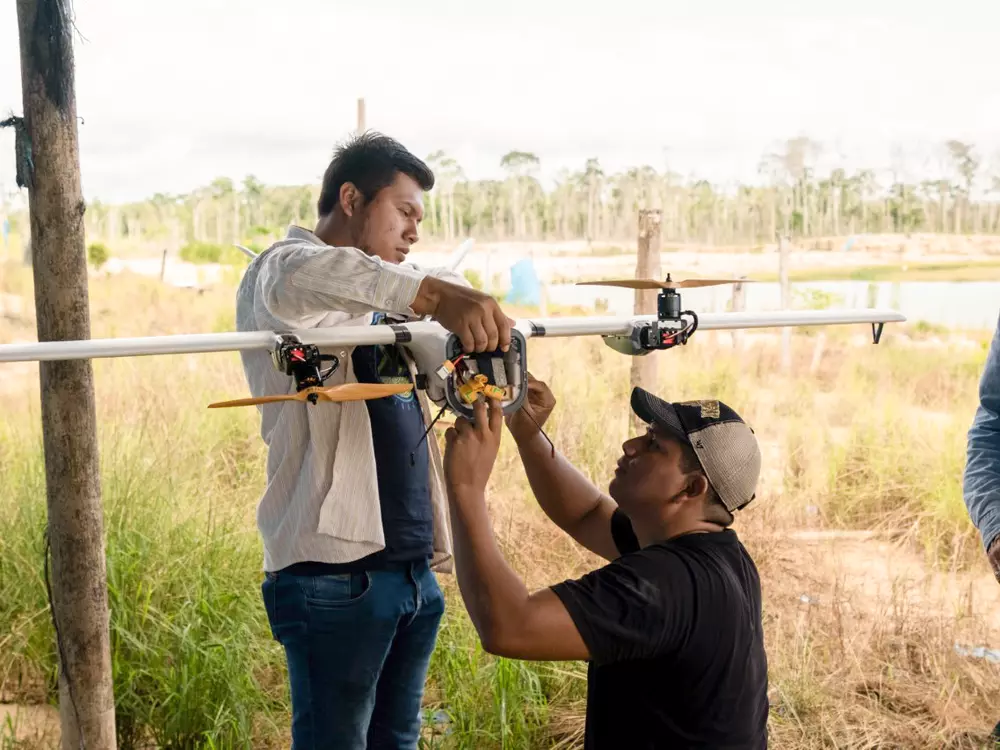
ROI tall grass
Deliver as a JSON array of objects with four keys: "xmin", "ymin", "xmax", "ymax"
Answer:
[{"xmin": 0, "ymin": 267, "xmax": 997, "ymax": 747}]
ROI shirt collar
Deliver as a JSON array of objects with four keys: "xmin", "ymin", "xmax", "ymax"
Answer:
[{"xmin": 286, "ymin": 225, "xmax": 323, "ymax": 245}]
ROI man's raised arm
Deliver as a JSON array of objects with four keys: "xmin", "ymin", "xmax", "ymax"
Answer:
[
  {"xmin": 255, "ymin": 240, "xmax": 512, "ymax": 352},
  {"xmin": 964, "ymin": 312, "xmax": 1000, "ymax": 582},
  {"xmin": 508, "ymin": 377, "xmax": 625, "ymax": 562}
]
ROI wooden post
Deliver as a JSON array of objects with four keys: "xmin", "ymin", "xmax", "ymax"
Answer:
[
  {"xmin": 630, "ymin": 209, "xmax": 662, "ymax": 435},
  {"xmin": 159, "ymin": 248, "xmax": 168, "ymax": 282},
  {"xmin": 778, "ymin": 233, "xmax": 792, "ymax": 373},
  {"xmin": 15, "ymin": 1, "xmax": 117, "ymax": 747},
  {"xmin": 731, "ymin": 275, "xmax": 747, "ymax": 350},
  {"xmin": 357, "ymin": 97, "xmax": 366, "ymax": 134}
]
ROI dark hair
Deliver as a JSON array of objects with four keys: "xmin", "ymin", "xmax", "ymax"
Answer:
[
  {"xmin": 317, "ymin": 131, "xmax": 435, "ymax": 217},
  {"xmin": 678, "ymin": 441, "xmax": 733, "ymax": 525}
]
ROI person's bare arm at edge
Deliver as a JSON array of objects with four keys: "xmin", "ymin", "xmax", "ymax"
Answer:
[
  {"xmin": 506, "ymin": 375, "xmax": 621, "ymax": 561},
  {"xmin": 444, "ymin": 397, "xmax": 591, "ymax": 661}
]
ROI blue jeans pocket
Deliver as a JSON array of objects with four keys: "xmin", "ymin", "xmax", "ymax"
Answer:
[
  {"xmin": 261, "ymin": 574, "xmax": 279, "ymax": 640},
  {"xmin": 303, "ymin": 571, "xmax": 373, "ymax": 609}
]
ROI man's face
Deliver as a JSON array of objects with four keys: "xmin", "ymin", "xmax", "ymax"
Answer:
[
  {"xmin": 348, "ymin": 172, "xmax": 424, "ymax": 264},
  {"xmin": 609, "ymin": 423, "xmax": 696, "ymax": 516}
]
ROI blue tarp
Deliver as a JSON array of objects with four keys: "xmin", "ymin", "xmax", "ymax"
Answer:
[{"xmin": 505, "ymin": 258, "xmax": 541, "ymax": 306}]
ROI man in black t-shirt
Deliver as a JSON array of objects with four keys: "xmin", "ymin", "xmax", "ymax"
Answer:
[{"xmin": 442, "ymin": 376, "xmax": 769, "ymax": 749}]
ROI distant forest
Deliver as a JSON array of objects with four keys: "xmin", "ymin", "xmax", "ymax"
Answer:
[{"xmin": 4, "ymin": 137, "xmax": 998, "ymax": 254}]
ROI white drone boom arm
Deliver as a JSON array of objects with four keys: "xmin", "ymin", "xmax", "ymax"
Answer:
[{"xmin": 0, "ymin": 309, "xmax": 906, "ymax": 364}]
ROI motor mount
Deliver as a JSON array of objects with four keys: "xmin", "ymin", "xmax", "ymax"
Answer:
[
  {"xmin": 271, "ymin": 334, "xmax": 340, "ymax": 403},
  {"xmin": 602, "ymin": 288, "xmax": 699, "ymax": 356}
]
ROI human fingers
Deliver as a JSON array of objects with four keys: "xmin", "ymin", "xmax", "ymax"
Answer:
[
  {"xmin": 472, "ymin": 394, "xmax": 489, "ymax": 433},
  {"xmin": 483, "ymin": 311, "xmax": 499, "ymax": 352},
  {"xmin": 494, "ymin": 308, "xmax": 513, "ymax": 352},
  {"xmin": 488, "ymin": 394, "xmax": 503, "ymax": 434},
  {"xmin": 469, "ymin": 319, "xmax": 489, "ymax": 352}
]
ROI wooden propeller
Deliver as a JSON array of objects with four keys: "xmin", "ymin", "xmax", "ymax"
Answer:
[
  {"xmin": 208, "ymin": 383, "xmax": 413, "ymax": 409},
  {"xmin": 577, "ymin": 275, "xmax": 751, "ymax": 290}
]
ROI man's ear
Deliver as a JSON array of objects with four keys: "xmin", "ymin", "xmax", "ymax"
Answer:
[
  {"xmin": 684, "ymin": 472, "xmax": 710, "ymax": 502},
  {"xmin": 339, "ymin": 182, "xmax": 362, "ymax": 217}
]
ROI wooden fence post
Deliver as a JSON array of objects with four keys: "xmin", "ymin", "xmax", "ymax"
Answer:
[
  {"xmin": 778, "ymin": 233, "xmax": 792, "ymax": 373},
  {"xmin": 15, "ymin": 0, "xmax": 117, "ymax": 746},
  {"xmin": 630, "ymin": 209, "xmax": 662, "ymax": 435},
  {"xmin": 731, "ymin": 275, "xmax": 747, "ymax": 350}
]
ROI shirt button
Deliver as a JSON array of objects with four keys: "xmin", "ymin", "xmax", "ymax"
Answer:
[{"xmin": 386, "ymin": 298, "xmax": 394, "ymax": 306}]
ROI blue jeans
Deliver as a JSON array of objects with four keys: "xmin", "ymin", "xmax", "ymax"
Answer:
[{"xmin": 262, "ymin": 559, "xmax": 445, "ymax": 750}]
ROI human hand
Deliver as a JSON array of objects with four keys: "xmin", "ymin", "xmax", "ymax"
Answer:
[
  {"xmin": 412, "ymin": 276, "xmax": 515, "ymax": 353},
  {"xmin": 444, "ymin": 395, "xmax": 504, "ymax": 496},
  {"xmin": 505, "ymin": 372, "xmax": 556, "ymax": 444}
]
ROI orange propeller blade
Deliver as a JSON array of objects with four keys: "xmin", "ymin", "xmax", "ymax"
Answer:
[
  {"xmin": 311, "ymin": 383, "xmax": 414, "ymax": 402},
  {"xmin": 208, "ymin": 383, "xmax": 413, "ymax": 409},
  {"xmin": 577, "ymin": 277, "xmax": 750, "ymax": 290},
  {"xmin": 577, "ymin": 279, "xmax": 670, "ymax": 290}
]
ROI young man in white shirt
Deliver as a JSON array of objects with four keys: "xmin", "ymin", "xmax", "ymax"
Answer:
[{"xmin": 236, "ymin": 131, "xmax": 514, "ymax": 750}]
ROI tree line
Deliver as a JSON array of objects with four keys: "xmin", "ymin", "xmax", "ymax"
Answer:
[{"xmin": 7, "ymin": 137, "xmax": 999, "ymax": 254}]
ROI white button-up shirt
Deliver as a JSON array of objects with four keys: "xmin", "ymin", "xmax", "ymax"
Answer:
[{"xmin": 235, "ymin": 226, "xmax": 469, "ymax": 573}]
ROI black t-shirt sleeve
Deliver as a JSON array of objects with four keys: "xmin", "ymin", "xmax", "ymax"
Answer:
[
  {"xmin": 610, "ymin": 507, "xmax": 640, "ymax": 556},
  {"xmin": 550, "ymin": 549, "xmax": 692, "ymax": 666}
]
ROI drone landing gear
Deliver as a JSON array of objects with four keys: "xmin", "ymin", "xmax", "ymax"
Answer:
[
  {"xmin": 272, "ymin": 334, "xmax": 340, "ymax": 404},
  {"xmin": 872, "ymin": 322, "xmax": 884, "ymax": 345}
]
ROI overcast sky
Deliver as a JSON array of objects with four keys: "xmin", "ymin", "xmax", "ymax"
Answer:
[{"xmin": 1, "ymin": 0, "xmax": 998, "ymax": 204}]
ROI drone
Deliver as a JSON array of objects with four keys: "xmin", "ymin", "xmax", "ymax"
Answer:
[{"xmin": 0, "ymin": 259, "xmax": 905, "ymax": 423}]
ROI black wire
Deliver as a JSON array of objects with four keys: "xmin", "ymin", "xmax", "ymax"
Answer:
[
  {"xmin": 410, "ymin": 403, "xmax": 451, "ymax": 467},
  {"xmin": 524, "ymin": 408, "xmax": 556, "ymax": 457},
  {"xmin": 684, "ymin": 310, "xmax": 700, "ymax": 338},
  {"xmin": 44, "ymin": 528, "xmax": 85, "ymax": 750}
]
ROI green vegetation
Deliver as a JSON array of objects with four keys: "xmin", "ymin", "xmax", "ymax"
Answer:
[
  {"xmin": 179, "ymin": 242, "xmax": 250, "ymax": 267},
  {"xmin": 755, "ymin": 259, "xmax": 1000, "ymax": 283},
  {"xmin": 462, "ymin": 269, "xmax": 483, "ymax": 290},
  {"xmin": 0, "ymin": 270, "xmax": 997, "ymax": 748},
  {"xmin": 87, "ymin": 243, "xmax": 110, "ymax": 270}
]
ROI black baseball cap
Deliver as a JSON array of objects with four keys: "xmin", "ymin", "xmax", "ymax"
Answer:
[{"xmin": 630, "ymin": 387, "xmax": 761, "ymax": 512}]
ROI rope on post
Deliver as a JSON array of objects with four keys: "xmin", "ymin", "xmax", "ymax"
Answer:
[{"xmin": 0, "ymin": 115, "xmax": 33, "ymax": 189}]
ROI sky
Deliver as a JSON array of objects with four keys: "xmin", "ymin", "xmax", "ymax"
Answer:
[{"xmin": 1, "ymin": 0, "xmax": 999, "ymax": 204}]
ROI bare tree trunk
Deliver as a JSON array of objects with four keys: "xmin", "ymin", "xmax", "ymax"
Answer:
[
  {"xmin": 587, "ymin": 176, "xmax": 596, "ymax": 242},
  {"xmin": 15, "ymin": 1, "xmax": 117, "ymax": 747},
  {"xmin": 428, "ymin": 190, "xmax": 439, "ymax": 238},
  {"xmin": 447, "ymin": 186, "xmax": 455, "ymax": 242},
  {"xmin": 832, "ymin": 188, "xmax": 840, "ymax": 236},
  {"xmin": 629, "ymin": 209, "xmax": 662, "ymax": 435},
  {"xmin": 801, "ymin": 185, "xmax": 809, "ymax": 236},
  {"xmin": 779, "ymin": 234, "xmax": 792, "ymax": 373},
  {"xmin": 232, "ymin": 192, "xmax": 240, "ymax": 244}
]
